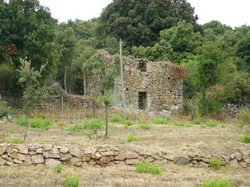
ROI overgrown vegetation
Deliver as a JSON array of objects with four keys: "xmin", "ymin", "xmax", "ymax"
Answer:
[
  {"xmin": 110, "ymin": 114, "xmax": 124, "ymax": 122},
  {"xmin": 202, "ymin": 178, "xmax": 235, "ymax": 187},
  {"xmin": 138, "ymin": 124, "xmax": 152, "ymax": 129},
  {"xmin": 64, "ymin": 175, "xmax": 80, "ymax": 187},
  {"xmin": 154, "ymin": 118, "xmax": 170, "ymax": 124},
  {"xmin": 15, "ymin": 116, "xmax": 54, "ymax": 130},
  {"xmin": 136, "ymin": 161, "xmax": 163, "ymax": 175},
  {"xmin": 209, "ymin": 159, "xmax": 224, "ymax": 170},
  {"xmin": 127, "ymin": 134, "xmax": 139, "ymax": 142},
  {"xmin": 5, "ymin": 138, "xmax": 24, "ymax": 144},
  {"xmin": 53, "ymin": 164, "xmax": 62, "ymax": 173},
  {"xmin": 236, "ymin": 135, "xmax": 250, "ymax": 143},
  {"xmin": 205, "ymin": 120, "xmax": 218, "ymax": 127}
]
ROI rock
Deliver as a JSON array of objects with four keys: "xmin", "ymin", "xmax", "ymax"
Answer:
[
  {"xmin": 126, "ymin": 151, "xmax": 138, "ymax": 159},
  {"xmin": 202, "ymin": 158, "xmax": 210, "ymax": 163},
  {"xmin": 29, "ymin": 152, "xmax": 36, "ymax": 156},
  {"xmin": 18, "ymin": 144, "xmax": 28, "ymax": 154},
  {"xmin": 239, "ymin": 162, "xmax": 247, "ymax": 168},
  {"xmin": 164, "ymin": 154, "xmax": 174, "ymax": 161},
  {"xmin": 0, "ymin": 157, "xmax": 6, "ymax": 166},
  {"xmin": 36, "ymin": 148, "xmax": 43, "ymax": 154},
  {"xmin": 69, "ymin": 148, "xmax": 83, "ymax": 158},
  {"xmin": 230, "ymin": 154, "xmax": 235, "ymax": 160},
  {"xmin": 60, "ymin": 153, "xmax": 72, "ymax": 161},
  {"xmin": 243, "ymin": 150, "xmax": 250, "ymax": 163},
  {"xmin": 60, "ymin": 146, "xmax": 69, "ymax": 153},
  {"xmin": 158, "ymin": 111, "xmax": 172, "ymax": 120},
  {"xmin": 0, "ymin": 147, "xmax": 5, "ymax": 155},
  {"xmin": 7, "ymin": 151, "xmax": 18, "ymax": 159},
  {"xmin": 147, "ymin": 156, "xmax": 154, "ymax": 162},
  {"xmin": 82, "ymin": 154, "xmax": 91, "ymax": 162},
  {"xmin": 83, "ymin": 147, "xmax": 97, "ymax": 155},
  {"xmin": 42, "ymin": 144, "xmax": 52, "ymax": 151},
  {"xmin": 235, "ymin": 153, "xmax": 243, "ymax": 161},
  {"xmin": 187, "ymin": 163, "xmax": 193, "ymax": 167},
  {"xmin": 140, "ymin": 152, "xmax": 152, "ymax": 156},
  {"xmin": 100, "ymin": 151, "xmax": 114, "ymax": 156},
  {"xmin": 70, "ymin": 157, "xmax": 82, "ymax": 166},
  {"xmin": 221, "ymin": 155, "xmax": 230, "ymax": 164},
  {"xmin": 6, "ymin": 161, "xmax": 13, "ymax": 166},
  {"xmin": 199, "ymin": 161, "xmax": 208, "ymax": 168},
  {"xmin": 2, "ymin": 154, "xmax": 12, "ymax": 161},
  {"xmin": 32, "ymin": 154, "xmax": 44, "ymax": 164},
  {"xmin": 94, "ymin": 152, "xmax": 102, "ymax": 159},
  {"xmin": 28, "ymin": 146, "xmax": 36, "ymax": 151},
  {"xmin": 18, "ymin": 154, "xmax": 31, "ymax": 164},
  {"xmin": 230, "ymin": 158, "xmax": 238, "ymax": 168},
  {"xmin": 88, "ymin": 160, "xmax": 96, "ymax": 166},
  {"xmin": 107, "ymin": 162, "xmax": 114, "ymax": 166},
  {"xmin": 114, "ymin": 153, "xmax": 126, "ymax": 161},
  {"xmin": 45, "ymin": 159, "xmax": 61, "ymax": 167},
  {"xmin": 43, "ymin": 152, "xmax": 49, "ymax": 159},
  {"xmin": 174, "ymin": 156, "xmax": 190, "ymax": 165},
  {"xmin": 13, "ymin": 159, "xmax": 23, "ymax": 164},
  {"xmin": 126, "ymin": 159, "xmax": 139, "ymax": 165},
  {"xmin": 99, "ymin": 157, "xmax": 110, "ymax": 165},
  {"xmin": 48, "ymin": 148, "xmax": 60, "ymax": 158},
  {"xmin": 35, "ymin": 144, "xmax": 42, "ymax": 149}
]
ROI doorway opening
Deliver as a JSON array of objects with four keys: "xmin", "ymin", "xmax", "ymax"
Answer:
[{"xmin": 139, "ymin": 92, "xmax": 147, "ymax": 110}]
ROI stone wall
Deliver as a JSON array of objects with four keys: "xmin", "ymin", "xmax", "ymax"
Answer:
[
  {"xmin": 87, "ymin": 50, "xmax": 183, "ymax": 111},
  {"xmin": 0, "ymin": 144, "xmax": 249, "ymax": 169}
]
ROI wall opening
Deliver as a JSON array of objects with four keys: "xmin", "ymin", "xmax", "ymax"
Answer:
[
  {"xmin": 139, "ymin": 92, "xmax": 147, "ymax": 110},
  {"xmin": 138, "ymin": 61, "xmax": 146, "ymax": 72}
]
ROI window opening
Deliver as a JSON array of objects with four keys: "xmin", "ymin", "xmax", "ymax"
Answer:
[{"xmin": 139, "ymin": 92, "xmax": 147, "ymax": 110}]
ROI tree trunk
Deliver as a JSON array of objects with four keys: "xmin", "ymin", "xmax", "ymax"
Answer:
[
  {"xmin": 83, "ymin": 72, "xmax": 87, "ymax": 95},
  {"xmin": 93, "ymin": 99, "xmax": 96, "ymax": 118},
  {"xmin": 24, "ymin": 114, "xmax": 29, "ymax": 141},
  {"xmin": 64, "ymin": 66, "xmax": 67, "ymax": 94},
  {"xmin": 105, "ymin": 104, "xmax": 108, "ymax": 137}
]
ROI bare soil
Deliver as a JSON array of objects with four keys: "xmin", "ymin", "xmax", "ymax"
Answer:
[{"xmin": 0, "ymin": 109, "xmax": 249, "ymax": 187}]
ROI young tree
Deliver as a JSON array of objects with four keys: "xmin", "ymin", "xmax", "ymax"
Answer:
[
  {"xmin": 18, "ymin": 57, "xmax": 56, "ymax": 141},
  {"xmin": 96, "ymin": 90, "xmax": 114, "ymax": 136}
]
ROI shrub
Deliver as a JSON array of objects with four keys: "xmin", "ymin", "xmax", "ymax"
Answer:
[
  {"xmin": 57, "ymin": 122, "xmax": 66, "ymax": 126},
  {"xmin": 154, "ymin": 118, "xmax": 169, "ymax": 124},
  {"xmin": 15, "ymin": 116, "xmax": 54, "ymax": 130},
  {"xmin": 209, "ymin": 159, "xmax": 224, "ymax": 170},
  {"xmin": 5, "ymin": 138, "xmax": 24, "ymax": 144},
  {"xmin": 206, "ymin": 120, "xmax": 218, "ymax": 127},
  {"xmin": 174, "ymin": 121, "xmax": 185, "ymax": 126},
  {"xmin": 127, "ymin": 134, "xmax": 139, "ymax": 142},
  {"xmin": 108, "ymin": 124, "xmax": 117, "ymax": 131},
  {"xmin": 137, "ymin": 118, "xmax": 147, "ymax": 124},
  {"xmin": 193, "ymin": 118, "xmax": 202, "ymax": 124},
  {"xmin": 67, "ymin": 124, "xmax": 84, "ymax": 132},
  {"xmin": 124, "ymin": 120, "xmax": 133, "ymax": 126},
  {"xmin": 184, "ymin": 124, "xmax": 193, "ymax": 127},
  {"xmin": 139, "ymin": 124, "xmax": 152, "ymax": 129},
  {"xmin": 39, "ymin": 139, "xmax": 45, "ymax": 144},
  {"xmin": 236, "ymin": 135, "xmax": 250, "ymax": 143},
  {"xmin": 221, "ymin": 124, "xmax": 226, "ymax": 128},
  {"xmin": 203, "ymin": 178, "xmax": 234, "ymax": 187},
  {"xmin": 201, "ymin": 125, "xmax": 207, "ymax": 128},
  {"xmin": 199, "ymin": 99, "xmax": 223, "ymax": 117},
  {"xmin": 110, "ymin": 113, "xmax": 124, "ymax": 122},
  {"xmin": 15, "ymin": 116, "xmax": 26, "ymax": 126},
  {"xmin": 136, "ymin": 161, "xmax": 163, "ymax": 175},
  {"xmin": 64, "ymin": 175, "xmax": 80, "ymax": 187},
  {"xmin": 53, "ymin": 164, "xmax": 62, "ymax": 173},
  {"xmin": 83, "ymin": 119, "xmax": 104, "ymax": 129}
]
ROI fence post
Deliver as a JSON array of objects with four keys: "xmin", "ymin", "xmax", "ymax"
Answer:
[{"xmin": 62, "ymin": 96, "xmax": 64, "ymax": 114}]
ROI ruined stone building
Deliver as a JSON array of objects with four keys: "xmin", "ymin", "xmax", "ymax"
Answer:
[{"xmin": 86, "ymin": 50, "xmax": 183, "ymax": 111}]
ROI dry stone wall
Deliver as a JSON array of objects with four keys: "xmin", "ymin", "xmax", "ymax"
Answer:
[{"xmin": 0, "ymin": 144, "xmax": 249, "ymax": 169}]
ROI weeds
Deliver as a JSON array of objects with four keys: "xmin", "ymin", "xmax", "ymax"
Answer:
[
  {"xmin": 124, "ymin": 120, "xmax": 133, "ymax": 126},
  {"xmin": 64, "ymin": 175, "xmax": 80, "ymax": 187},
  {"xmin": 203, "ymin": 178, "xmax": 234, "ymax": 187},
  {"xmin": 15, "ymin": 116, "xmax": 54, "ymax": 130},
  {"xmin": 5, "ymin": 138, "xmax": 24, "ymax": 144},
  {"xmin": 53, "ymin": 164, "xmax": 62, "ymax": 173},
  {"xmin": 221, "ymin": 124, "xmax": 226, "ymax": 128},
  {"xmin": 136, "ymin": 161, "xmax": 163, "ymax": 175},
  {"xmin": 127, "ymin": 133, "xmax": 139, "ymax": 142},
  {"xmin": 137, "ymin": 118, "xmax": 147, "ymax": 124},
  {"xmin": 110, "ymin": 113, "xmax": 124, "ymax": 122},
  {"xmin": 209, "ymin": 159, "xmax": 224, "ymax": 170},
  {"xmin": 67, "ymin": 119, "xmax": 104, "ymax": 132},
  {"xmin": 236, "ymin": 135, "xmax": 250, "ymax": 143},
  {"xmin": 39, "ymin": 139, "xmax": 45, "ymax": 144},
  {"xmin": 193, "ymin": 118, "xmax": 202, "ymax": 124},
  {"xmin": 154, "ymin": 118, "xmax": 169, "ymax": 124},
  {"xmin": 174, "ymin": 121, "xmax": 185, "ymax": 126},
  {"xmin": 138, "ymin": 124, "xmax": 152, "ymax": 129},
  {"xmin": 57, "ymin": 122, "xmax": 66, "ymax": 126},
  {"xmin": 206, "ymin": 120, "xmax": 218, "ymax": 127},
  {"xmin": 108, "ymin": 124, "xmax": 117, "ymax": 132},
  {"xmin": 201, "ymin": 125, "xmax": 207, "ymax": 128}
]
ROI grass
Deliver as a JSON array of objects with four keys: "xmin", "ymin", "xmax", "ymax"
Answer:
[
  {"xmin": 193, "ymin": 118, "xmax": 202, "ymax": 124},
  {"xmin": 15, "ymin": 116, "xmax": 54, "ymax": 130},
  {"xmin": 205, "ymin": 120, "xmax": 218, "ymax": 127},
  {"xmin": 136, "ymin": 161, "xmax": 163, "ymax": 175},
  {"xmin": 153, "ymin": 117, "xmax": 170, "ymax": 124},
  {"xmin": 124, "ymin": 120, "xmax": 133, "ymax": 129},
  {"xmin": 67, "ymin": 119, "xmax": 104, "ymax": 132},
  {"xmin": 174, "ymin": 121, "xmax": 192, "ymax": 127},
  {"xmin": 236, "ymin": 135, "xmax": 250, "ymax": 143},
  {"xmin": 209, "ymin": 159, "xmax": 224, "ymax": 170},
  {"xmin": 221, "ymin": 124, "xmax": 226, "ymax": 128},
  {"xmin": 127, "ymin": 133, "xmax": 139, "ymax": 142},
  {"xmin": 108, "ymin": 124, "xmax": 118, "ymax": 131},
  {"xmin": 110, "ymin": 114, "xmax": 124, "ymax": 122},
  {"xmin": 5, "ymin": 138, "xmax": 24, "ymax": 144},
  {"xmin": 203, "ymin": 178, "xmax": 234, "ymax": 187},
  {"xmin": 138, "ymin": 124, "xmax": 152, "ymax": 129}
]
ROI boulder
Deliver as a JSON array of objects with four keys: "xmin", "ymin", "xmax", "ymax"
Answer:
[
  {"xmin": 60, "ymin": 146, "xmax": 69, "ymax": 153},
  {"xmin": 158, "ymin": 111, "xmax": 172, "ymax": 120},
  {"xmin": 126, "ymin": 151, "xmax": 138, "ymax": 159},
  {"xmin": 69, "ymin": 148, "xmax": 83, "ymax": 158},
  {"xmin": 18, "ymin": 154, "xmax": 31, "ymax": 164},
  {"xmin": 126, "ymin": 159, "xmax": 139, "ymax": 165},
  {"xmin": 99, "ymin": 157, "xmax": 110, "ymax": 165},
  {"xmin": 70, "ymin": 157, "xmax": 82, "ymax": 166},
  {"xmin": 0, "ymin": 146, "xmax": 5, "ymax": 155},
  {"xmin": 0, "ymin": 157, "xmax": 6, "ymax": 166},
  {"xmin": 32, "ymin": 154, "xmax": 44, "ymax": 164},
  {"xmin": 42, "ymin": 144, "xmax": 52, "ymax": 151},
  {"xmin": 18, "ymin": 144, "xmax": 28, "ymax": 154},
  {"xmin": 60, "ymin": 153, "xmax": 72, "ymax": 161},
  {"xmin": 235, "ymin": 153, "xmax": 243, "ymax": 161},
  {"xmin": 164, "ymin": 154, "xmax": 174, "ymax": 161},
  {"xmin": 48, "ymin": 148, "xmax": 60, "ymax": 158},
  {"xmin": 174, "ymin": 155, "xmax": 190, "ymax": 165},
  {"xmin": 230, "ymin": 158, "xmax": 239, "ymax": 168},
  {"xmin": 114, "ymin": 153, "xmax": 126, "ymax": 161},
  {"xmin": 45, "ymin": 159, "xmax": 61, "ymax": 167}
]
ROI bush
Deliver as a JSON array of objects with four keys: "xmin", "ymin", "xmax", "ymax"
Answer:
[
  {"xmin": 138, "ymin": 124, "xmax": 152, "ymax": 129},
  {"xmin": 5, "ymin": 138, "xmax": 24, "ymax": 144},
  {"xmin": 83, "ymin": 119, "xmax": 104, "ymax": 129},
  {"xmin": 124, "ymin": 120, "xmax": 133, "ymax": 126},
  {"xmin": 174, "ymin": 121, "xmax": 185, "ymax": 126},
  {"xmin": 53, "ymin": 164, "xmax": 62, "ymax": 173},
  {"xmin": 64, "ymin": 175, "xmax": 80, "ymax": 187},
  {"xmin": 67, "ymin": 124, "xmax": 84, "ymax": 132},
  {"xmin": 203, "ymin": 178, "xmax": 234, "ymax": 187},
  {"xmin": 206, "ymin": 120, "xmax": 218, "ymax": 127},
  {"xmin": 15, "ymin": 116, "xmax": 54, "ymax": 130},
  {"xmin": 110, "ymin": 113, "xmax": 124, "ymax": 122},
  {"xmin": 193, "ymin": 118, "xmax": 202, "ymax": 124},
  {"xmin": 127, "ymin": 133, "xmax": 139, "ymax": 142},
  {"xmin": 209, "ymin": 159, "xmax": 224, "ymax": 170},
  {"xmin": 136, "ymin": 161, "xmax": 163, "ymax": 175},
  {"xmin": 236, "ymin": 135, "xmax": 250, "ymax": 143},
  {"xmin": 154, "ymin": 118, "xmax": 169, "ymax": 124},
  {"xmin": 108, "ymin": 124, "xmax": 117, "ymax": 131},
  {"xmin": 199, "ymin": 99, "xmax": 223, "ymax": 117}
]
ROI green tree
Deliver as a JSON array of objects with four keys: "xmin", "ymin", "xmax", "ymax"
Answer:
[
  {"xmin": 236, "ymin": 32, "xmax": 250, "ymax": 64},
  {"xmin": 17, "ymin": 57, "xmax": 56, "ymax": 141},
  {"xmin": 95, "ymin": 0, "xmax": 202, "ymax": 48},
  {"xmin": 96, "ymin": 90, "xmax": 114, "ymax": 136}
]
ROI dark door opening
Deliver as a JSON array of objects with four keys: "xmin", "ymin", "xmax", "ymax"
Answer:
[{"xmin": 139, "ymin": 92, "xmax": 147, "ymax": 110}]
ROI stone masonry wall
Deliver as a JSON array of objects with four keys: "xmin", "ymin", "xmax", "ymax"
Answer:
[{"xmin": 0, "ymin": 144, "xmax": 249, "ymax": 169}]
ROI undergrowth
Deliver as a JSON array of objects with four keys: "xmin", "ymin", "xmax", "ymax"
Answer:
[
  {"xmin": 138, "ymin": 124, "xmax": 152, "ymax": 129},
  {"xmin": 154, "ymin": 118, "xmax": 169, "ymax": 124},
  {"xmin": 15, "ymin": 116, "xmax": 54, "ymax": 130},
  {"xmin": 136, "ymin": 161, "xmax": 163, "ymax": 175},
  {"xmin": 236, "ymin": 135, "xmax": 250, "ymax": 143},
  {"xmin": 202, "ymin": 178, "xmax": 234, "ymax": 187},
  {"xmin": 127, "ymin": 133, "xmax": 139, "ymax": 142}
]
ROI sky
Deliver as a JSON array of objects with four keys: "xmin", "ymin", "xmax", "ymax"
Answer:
[{"xmin": 39, "ymin": 0, "xmax": 250, "ymax": 28}]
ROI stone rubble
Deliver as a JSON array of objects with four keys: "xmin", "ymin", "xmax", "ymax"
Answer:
[{"xmin": 0, "ymin": 143, "xmax": 249, "ymax": 169}]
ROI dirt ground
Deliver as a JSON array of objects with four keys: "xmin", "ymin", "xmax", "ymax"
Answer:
[{"xmin": 0, "ymin": 108, "xmax": 249, "ymax": 187}]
